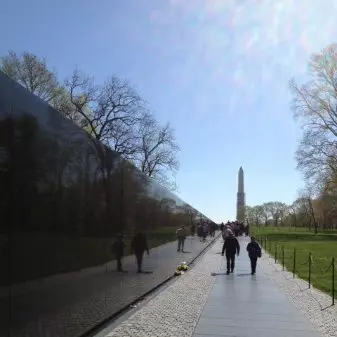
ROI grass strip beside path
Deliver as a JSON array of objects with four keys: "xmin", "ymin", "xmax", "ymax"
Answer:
[{"xmin": 252, "ymin": 227, "xmax": 337, "ymax": 297}]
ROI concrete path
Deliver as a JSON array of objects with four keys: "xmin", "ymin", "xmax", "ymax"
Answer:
[
  {"xmin": 193, "ymin": 237, "xmax": 323, "ymax": 337},
  {"xmin": 101, "ymin": 236, "xmax": 324, "ymax": 337}
]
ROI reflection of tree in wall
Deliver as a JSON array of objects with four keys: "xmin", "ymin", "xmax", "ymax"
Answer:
[
  {"xmin": 0, "ymin": 117, "xmax": 11, "ymax": 257},
  {"xmin": 4, "ymin": 114, "xmax": 41, "ymax": 232},
  {"xmin": 159, "ymin": 198, "xmax": 177, "ymax": 228},
  {"xmin": 1, "ymin": 113, "xmax": 177, "ymax": 238},
  {"xmin": 0, "ymin": 114, "xmax": 92, "ymax": 235},
  {"xmin": 0, "ymin": 91, "xmax": 201, "ymax": 281}
]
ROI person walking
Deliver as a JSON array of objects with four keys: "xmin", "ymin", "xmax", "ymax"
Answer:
[
  {"xmin": 111, "ymin": 233, "xmax": 126, "ymax": 272},
  {"xmin": 197, "ymin": 224, "xmax": 203, "ymax": 242},
  {"xmin": 222, "ymin": 224, "xmax": 231, "ymax": 241},
  {"xmin": 210, "ymin": 223, "xmax": 216, "ymax": 237},
  {"xmin": 176, "ymin": 226, "xmax": 186, "ymax": 252},
  {"xmin": 222, "ymin": 231, "xmax": 240, "ymax": 274},
  {"xmin": 246, "ymin": 236, "xmax": 262, "ymax": 275},
  {"xmin": 202, "ymin": 223, "xmax": 208, "ymax": 242},
  {"xmin": 131, "ymin": 232, "xmax": 150, "ymax": 273}
]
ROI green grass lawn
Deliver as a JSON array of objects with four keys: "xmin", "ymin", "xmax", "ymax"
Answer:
[{"xmin": 252, "ymin": 226, "xmax": 337, "ymax": 297}]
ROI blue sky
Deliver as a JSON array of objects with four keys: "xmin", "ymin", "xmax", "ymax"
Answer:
[{"xmin": 1, "ymin": 0, "xmax": 336, "ymax": 222}]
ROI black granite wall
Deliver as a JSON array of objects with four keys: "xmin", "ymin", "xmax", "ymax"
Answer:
[{"xmin": 0, "ymin": 71, "xmax": 212, "ymax": 337}]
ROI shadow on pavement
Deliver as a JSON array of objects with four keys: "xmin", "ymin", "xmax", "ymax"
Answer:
[
  {"xmin": 210, "ymin": 272, "xmax": 252, "ymax": 277},
  {"xmin": 236, "ymin": 273, "xmax": 252, "ymax": 277}
]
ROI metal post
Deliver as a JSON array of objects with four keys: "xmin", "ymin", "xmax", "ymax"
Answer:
[
  {"xmin": 265, "ymin": 237, "xmax": 267, "ymax": 251},
  {"xmin": 293, "ymin": 248, "xmax": 296, "ymax": 278},
  {"xmin": 308, "ymin": 252, "xmax": 312, "ymax": 289},
  {"xmin": 332, "ymin": 257, "xmax": 335, "ymax": 305},
  {"xmin": 275, "ymin": 245, "xmax": 277, "ymax": 263},
  {"xmin": 269, "ymin": 240, "xmax": 271, "ymax": 252},
  {"xmin": 282, "ymin": 246, "xmax": 285, "ymax": 271}
]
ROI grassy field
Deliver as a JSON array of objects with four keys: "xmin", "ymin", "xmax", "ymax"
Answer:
[{"xmin": 252, "ymin": 226, "xmax": 337, "ymax": 297}]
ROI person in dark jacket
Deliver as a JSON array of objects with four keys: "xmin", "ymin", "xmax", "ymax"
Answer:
[
  {"xmin": 246, "ymin": 236, "xmax": 261, "ymax": 275},
  {"xmin": 176, "ymin": 226, "xmax": 186, "ymax": 252},
  {"xmin": 131, "ymin": 232, "xmax": 150, "ymax": 273},
  {"xmin": 197, "ymin": 224, "xmax": 203, "ymax": 241},
  {"xmin": 222, "ymin": 231, "xmax": 240, "ymax": 274},
  {"xmin": 111, "ymin": 233, "xmax": 126, "ymax": 272}
]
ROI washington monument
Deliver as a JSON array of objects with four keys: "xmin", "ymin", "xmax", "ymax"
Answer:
[{"xmin": 236, "ymin": 166, "xmax": 246, "ymax": 223}]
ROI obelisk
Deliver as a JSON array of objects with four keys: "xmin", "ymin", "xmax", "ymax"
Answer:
[{"xmin": 236, "ymin": 166, "xmax": 246, "ymax": 223}]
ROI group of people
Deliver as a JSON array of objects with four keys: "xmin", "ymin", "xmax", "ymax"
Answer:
[
  {"xmin": 110, "ymin": 223, "xmax": 216, "ymax": 273},
  {"xmin": 221, "ymin": 231, "xmax": 261, "ymax": 275},
  {"xmin": 111, "ymin": 232, "xmax": 149, "ymax": 273},
  {"xmin": 196, "ymin": 222, "xmax": 217, "ymax": 241},
  {"xmin": 111, "ymin": 222, "xmax": 259, "ymax": 275},
  {"xmin": 220, "ymin": 221, "xmax": 249, "ymax": 238}
]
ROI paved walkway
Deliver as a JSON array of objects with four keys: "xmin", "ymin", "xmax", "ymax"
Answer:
[
  {"xmin": 193, "ymin": 237, "xmax": 322, "ymax": 337},
  {"xmin": 102, "ymin": 237, "xmax": 324, "ymax": 337},
  {"xmin": 2, "ymin": 235, "xmax": 218, "ymax": 337}
]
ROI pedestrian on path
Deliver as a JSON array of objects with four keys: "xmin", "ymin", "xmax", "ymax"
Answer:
[
  {"xmin": 222, "ymin": 231, "xmax": 240, "ymax": 274},
  {"xmin": 176, "ymin": 226, "xmax": 186, "ymax": 252},
  {"xmin": 246, "ymin": 236, "xmax": 262, "ymax": 275},
  {"xmin": 222, "ymin": 224, "xmax": 231, "ymax": 241},
  {"xmin": 111, "ymin": 233, "xmax": 126, "ymax": 272},
  {"xmin": 131, "ymin": 232, "xmax": 150, "ymax": 273}
]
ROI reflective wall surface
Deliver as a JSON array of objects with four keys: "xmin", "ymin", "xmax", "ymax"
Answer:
[{"xmin": 0, "ymin": 71, "xmax": 212, "ymax": 337}]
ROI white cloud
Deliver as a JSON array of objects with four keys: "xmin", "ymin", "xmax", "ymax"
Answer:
[{"xmin": 147, "ymin": 0, "xmax": 337, "ymax": 120}]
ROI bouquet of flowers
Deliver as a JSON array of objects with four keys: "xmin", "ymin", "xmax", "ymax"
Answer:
[{"xmin": 174, "ymin": 261, "xmax": 189, "ymax": 276}]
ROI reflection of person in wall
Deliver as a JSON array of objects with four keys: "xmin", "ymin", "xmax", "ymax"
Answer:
[
  {"xmin": 176, "ymin": 226, "xmax": 186, "ymax": 252},
  {"xmin": 111, "ymin": 233, "xmax": 126, "ymax": 272},
  {"xmin": 202, "ymin": 223, "xmax": 208, "ymax": 242},
  {"xmin": 197, "ymin": 224, "xmax": 203, "ymax": 242},
  {"xmin": 190, "ymin": 224, "xmax": 195, "ymax": 236},
  {"xmin": 131, "ymin": 232, "xmax": 150, "ymax": 273}
]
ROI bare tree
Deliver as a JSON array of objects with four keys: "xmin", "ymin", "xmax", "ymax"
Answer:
[
  {"xmin": 297, "ymin": 188, "xmax": 318, "ymax": 233},
  {"xmin": 261, "ymin": 203, "xmax": 272, "ymax": 225},
  {"xmin": 286, "ymin": 201, "xmax": 301, "ymax": 227},
  {"xmin": 135, "ymin": 112, "xmax": 179, "ymax": 190},
  {"xmin": 261, "ymin": 202, "xmax": 287, "ymax": 226},
  {"xmin": 290, "ymin": 44, "xmax": 337, "ymax": 187},
  {"xmin": 314, "ymin": 173, "xmax": 337, "ymax": 229},
  {"xmin": 246, "ymin": 205, "xmax": 266, "ymax": 227},
  {"xmin": 65, "ymin": 69, "xmax": 143, "ymax": 150},
  {"xmin": 51, "ymin": 86, "xmax": 92, "ymax": 127},
  {"xmin": 1, "ymin": 51, "xmax": 60, "ymax": 102},
  {"xmin": 64, "ymin": 70, "xmax": 144, "ymax": 226}
]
